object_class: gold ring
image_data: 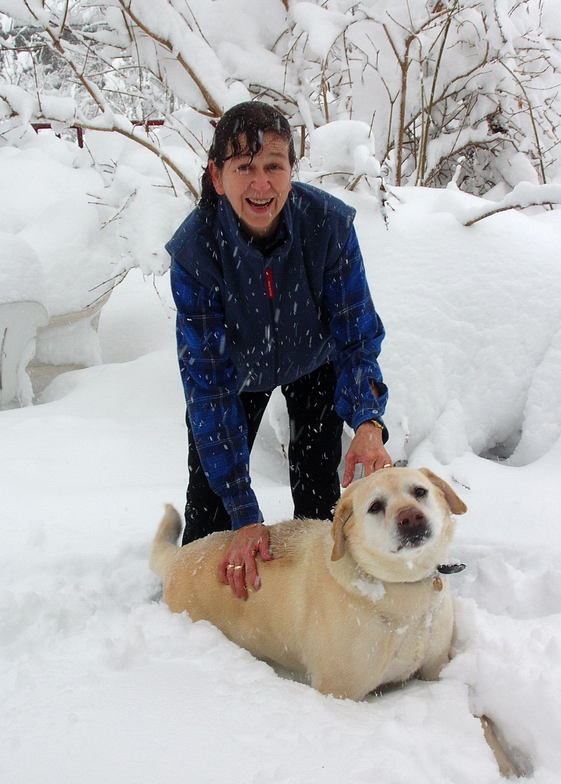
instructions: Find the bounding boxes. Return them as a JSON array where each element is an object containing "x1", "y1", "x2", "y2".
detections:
[
  {"x1": 383, "y1": 463, "x2": 392, "y2": 468},
  {"x1": 226, "y1": 563, "x2": 234, "y2": 569},
  {"x1": 233, "y1": 565, "x2": 244, "y2": 571}
]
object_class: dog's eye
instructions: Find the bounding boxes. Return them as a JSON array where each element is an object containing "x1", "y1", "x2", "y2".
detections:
[
  {"x1": 413, "y1": 486, "x2": 428, "y2": 500},
  {"x1": 368, "y1": 500, "x2": 385, "y2": 515}
]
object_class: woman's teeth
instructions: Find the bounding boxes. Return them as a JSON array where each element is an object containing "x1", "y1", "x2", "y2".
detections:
[{"x1": 247, "y1": 198, "x2": 273, "y2": 206}]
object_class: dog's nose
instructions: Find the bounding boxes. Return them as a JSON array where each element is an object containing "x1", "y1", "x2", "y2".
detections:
[
  {"x1": 397, "y1": 506, "x2": 426, "y2": 530},
  {"x1": 396, "y1": 507, "x2": 429, "y2": 546}
]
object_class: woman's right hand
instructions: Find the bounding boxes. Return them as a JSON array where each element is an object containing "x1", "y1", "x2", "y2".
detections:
[{"x1": 217, "y1": 523, "x2": 273, "y2": 600}]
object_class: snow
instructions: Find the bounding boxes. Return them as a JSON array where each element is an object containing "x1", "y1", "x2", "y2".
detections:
[
  {"x1": 332, "y1": 183, "x2": 561, "y2": 468},
  {"x1": 292, "y1": 2, "x2": 348, "y2": 60},
  {"x1": 0, "y1": 232, "x2": 44, "y2": 303},
  {"x1": 458, "y1": 182, "x2": 561, "y2": 226},
  {"x1": 0, "y1": 130, "x2": 186, "y2": 365},
  {"x1": 309, "y1": 120, "x2": 380, "y2": 177},
  {"x1": 1, "y1": 173, "x2": 561, "y2": 781},
  {"x1": 0, "y1": 82, "x2": 36, "y2": 122}
]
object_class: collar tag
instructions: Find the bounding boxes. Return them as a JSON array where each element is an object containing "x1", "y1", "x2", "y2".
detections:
[{"x1": 432, "y1": 575, "x2": 444, "y2": 592}]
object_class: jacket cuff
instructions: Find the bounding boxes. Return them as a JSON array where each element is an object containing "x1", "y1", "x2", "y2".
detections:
[
  {"x1": 353, "y1": 412, "x2": 389, "y2": 444},
  {"x1": 224, "y1": 489, "x2": 264, "y2": 530}
]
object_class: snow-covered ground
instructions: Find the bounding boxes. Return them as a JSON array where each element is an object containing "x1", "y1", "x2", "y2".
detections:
[{"x1": 2, "y1": 180, "x2": 561, "y2": 783}]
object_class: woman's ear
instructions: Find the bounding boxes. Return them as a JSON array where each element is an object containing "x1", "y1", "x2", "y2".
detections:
[{"x1": 209, "y1": 160, "x2": 225, "y2": 195}]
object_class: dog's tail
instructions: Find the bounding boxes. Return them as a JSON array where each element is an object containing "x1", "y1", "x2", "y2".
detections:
[{"x1": 150, "y1": 504, "x2": 182, "y2": 578}]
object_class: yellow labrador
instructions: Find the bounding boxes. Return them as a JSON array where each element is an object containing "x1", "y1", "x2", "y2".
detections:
[
  {"x1": 151, "y1": 467, "x2": 465, "y2": 699},
  {"x1": 151, "y1": 466, "x2": 517, "y2": 776}
]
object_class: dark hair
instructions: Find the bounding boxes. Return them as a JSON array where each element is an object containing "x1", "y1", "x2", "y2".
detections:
[{"x1": 200, "y1": 101, "x2": 296, "y2": 207}]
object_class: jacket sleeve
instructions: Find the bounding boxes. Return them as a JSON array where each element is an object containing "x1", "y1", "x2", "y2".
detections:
[
  {"x1": 323, "y1": 225, "x2": 389, "y2": 437},
  {"x1": 170, "y1": 260, "x2": 263, "y2": 529}
]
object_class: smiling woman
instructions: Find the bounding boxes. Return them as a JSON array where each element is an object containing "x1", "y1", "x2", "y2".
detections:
[
  {"x1": 166, "y1": 101, "x2": 391, "y2": 600},
  {"x1": 209, "y1": 134, "x2": 292, "y2": 239}
]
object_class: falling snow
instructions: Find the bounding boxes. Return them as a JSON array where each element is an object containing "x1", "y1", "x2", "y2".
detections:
[{"x1": 1, "y1": 132, "x2": 561, "y2": 784}]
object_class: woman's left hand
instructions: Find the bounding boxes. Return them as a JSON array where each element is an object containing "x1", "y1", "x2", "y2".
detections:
[{"x1": 342, "y1": 422, "x2": 392, "y2": 487}]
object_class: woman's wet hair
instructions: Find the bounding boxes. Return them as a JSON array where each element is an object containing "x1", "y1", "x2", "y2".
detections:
[{"x1": 200, "y1": 101, "x2": 296, "y2": 207}]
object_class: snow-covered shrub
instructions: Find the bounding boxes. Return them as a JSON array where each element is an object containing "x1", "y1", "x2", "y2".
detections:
[
  {"x1": 2, "y1": 0, "x2": 560, "y2": 195},
  {"x1": 0, "y1": 0, "x2": 560, "y2": 379},
  {"x1": 0, "y1": 128, "x2": 185, "y2": 365}
]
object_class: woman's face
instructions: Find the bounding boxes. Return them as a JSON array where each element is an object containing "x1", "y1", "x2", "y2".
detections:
[{"x1": 209, "y1": 132, "x2": 292, "y2": 239}]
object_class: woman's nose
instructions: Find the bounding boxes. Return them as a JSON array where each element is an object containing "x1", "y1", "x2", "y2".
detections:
[{"x1": 250, "y1": 170, "x2": 270, "y2": 191}]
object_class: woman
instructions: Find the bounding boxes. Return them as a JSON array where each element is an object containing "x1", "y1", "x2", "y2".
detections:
[{"x1": 166, "y1": 101, "x2": 391, "y2": 599}]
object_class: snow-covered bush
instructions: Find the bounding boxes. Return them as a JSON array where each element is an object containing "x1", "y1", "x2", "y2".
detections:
[
  {"x1": 2, "y1": 0, "x2": 560, "y2": 194},
  {"x1": 0, "y1": 127, "x2": 185, "y2": 365},
  {"x1": 0, "y1": 0, "x2": 560, "y2": 375}
]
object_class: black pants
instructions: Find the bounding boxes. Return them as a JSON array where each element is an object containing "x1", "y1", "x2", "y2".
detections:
[{"x1": 182, "y1": 363, "x2": 343, "y2": 545}]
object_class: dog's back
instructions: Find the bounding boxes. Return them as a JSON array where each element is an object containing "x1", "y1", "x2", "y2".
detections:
[{"x1": 151, "y1": 511, "x2": 331, "y2": 672}]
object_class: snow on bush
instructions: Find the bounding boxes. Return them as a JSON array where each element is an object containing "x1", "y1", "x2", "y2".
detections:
[
  {"x1": 2, "y1": 118, "x2": 560, "y2": 467},
  {"x1": 0, "y1": 128, "x2": 187, "y2": 365},
  {"x1": 4, "y1": 0, "x2": 561, "y2": 193},
  {"x1": 0, "y1": 232, "x2": 44, "y2": 304},
  {"x1": 340, "y1": 183, "x2": 561, "y2": 468},
  {"x1": 309, "y1": 120, "x2": 380, "y2": 178}
]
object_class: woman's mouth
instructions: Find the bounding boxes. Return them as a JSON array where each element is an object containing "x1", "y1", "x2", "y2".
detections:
[{"x1": 246, "y1": 197, "x2": 273, "y2": 210}]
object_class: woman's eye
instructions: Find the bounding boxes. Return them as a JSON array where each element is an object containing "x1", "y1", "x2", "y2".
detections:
[{"x1": 413, "y1": 486, "x2": 428, "y2": 499}]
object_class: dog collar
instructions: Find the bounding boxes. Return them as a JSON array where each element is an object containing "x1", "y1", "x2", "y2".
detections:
[{"x1": 351, "y1": 562, "x2": 466, "y2": 593}]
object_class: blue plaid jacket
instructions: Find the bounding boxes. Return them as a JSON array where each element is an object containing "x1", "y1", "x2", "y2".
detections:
[{"x1": 167, "y1": 183, "x2": 387, "y2": 529}]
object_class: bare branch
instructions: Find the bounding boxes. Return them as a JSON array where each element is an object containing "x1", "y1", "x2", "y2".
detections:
[{"x1": 464, "y1": 200, "x2": 559, "y2": 227}]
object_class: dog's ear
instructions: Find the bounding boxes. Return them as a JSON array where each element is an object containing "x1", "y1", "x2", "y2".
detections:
[
  {"x1": 331, "y1": 487, "x2": 355, "y2": 561},
  {"x1": 419, "y1": 468, "x2": 468, "y2": 515}
]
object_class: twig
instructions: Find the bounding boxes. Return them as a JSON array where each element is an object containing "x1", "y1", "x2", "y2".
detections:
[
  {"x1": 100, "y1": 190, "x2": 137, "y2": 230},
  {"x1": 464, "y1": 200, "x2": 559, "y2": 227},
  {"x1": 500, "y1": 59, "x2": 547, "y2": 184},
  {"x1": 89, "y1": 269, "x2": 129, "y2": 292}
]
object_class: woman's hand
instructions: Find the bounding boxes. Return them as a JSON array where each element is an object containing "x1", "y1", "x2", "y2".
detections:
[
  {"x1": 342, "y1": 422, "x2": 393, "y2": 487},
  {"x1": 217, "y1": 523, "x2": 273, "y2": 600}
]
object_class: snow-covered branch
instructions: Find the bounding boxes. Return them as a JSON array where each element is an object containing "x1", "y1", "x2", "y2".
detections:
[
  {"x1": 116, "y1": 0, "x2": 223, "y2": 119},
  {"x1": 2, "y1": 0, "x2": 561, "y2": 197},
  {"x1": 462, "y1": 182, "x2": 561, "y2": 226}
]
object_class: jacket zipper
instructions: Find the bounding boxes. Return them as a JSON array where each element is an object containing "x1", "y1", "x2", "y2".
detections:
[
  {"x1": 264, "y1": 266, "x2": 279, "y2": 384},
  {"x1": 265, "y1": 267, "x2": 275, "y2": 299}
]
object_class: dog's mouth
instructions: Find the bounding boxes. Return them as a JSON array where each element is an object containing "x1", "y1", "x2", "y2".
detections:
[
  {"x1": 396, "y1": 535, "x2": 429, "y2": 551},
  {"x1": 396, "y1": 526, "x2": 432, "y2": 551}
]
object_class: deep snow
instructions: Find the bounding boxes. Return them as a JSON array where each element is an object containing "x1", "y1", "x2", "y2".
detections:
[{"x1": 2, "y1": 181, "x2": 561, "y2": 782}]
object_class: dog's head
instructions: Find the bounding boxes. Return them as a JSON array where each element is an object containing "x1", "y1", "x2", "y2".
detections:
[{"x1": 331, "y1": 467, "x2": 467, "y2": 582}]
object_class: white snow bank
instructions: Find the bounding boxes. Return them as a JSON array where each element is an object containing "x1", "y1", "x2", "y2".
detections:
[
  {"x1": 0, "y1": 129, "x2": 187, "y2": 365},
  {"x1": 0, "y1": 143, "x2": 100, "y2": 235},
  {"x1": 20, "y1": 195, "x2": 115, "y2": 315},
  {"x1": 0, "y1": 232, "x2": 44, "y2": 304},
  {"x1": 1, "y1": 147, "x2": 561, "y2": 783},
  {"x1": 341, "y1": 184, "x2": 561, "y2": 467},
  {"x1": 1, "y1": 264, "x2": 561, "y2": 783}
]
